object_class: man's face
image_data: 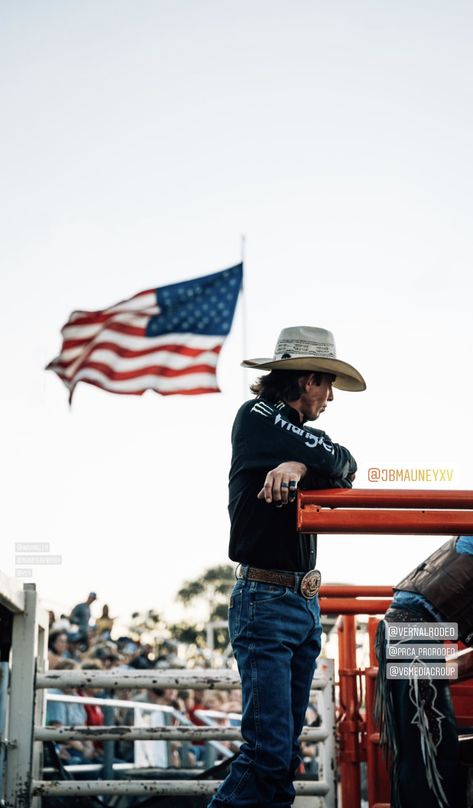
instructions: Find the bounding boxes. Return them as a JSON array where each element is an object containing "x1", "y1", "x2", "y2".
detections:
[{"x1": 297, "y1": 373, "x2": 334, "y2": 422}]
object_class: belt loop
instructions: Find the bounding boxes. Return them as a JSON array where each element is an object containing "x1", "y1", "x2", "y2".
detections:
[
  {"x1": 293, "y1": 573, "x2": 300, "y2": 593},
  {"x1": 240, "y1": 564, "x2": 249, "y2": 580}
]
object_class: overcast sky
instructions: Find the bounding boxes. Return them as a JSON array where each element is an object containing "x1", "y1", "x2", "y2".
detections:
[{"x1": 2, "y1": 1, "x2": 472, "y2": 629}]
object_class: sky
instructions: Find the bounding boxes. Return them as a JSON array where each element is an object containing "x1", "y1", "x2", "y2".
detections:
[{"x1": 2, "y1": 1, "x2": 472, "y2": 630}]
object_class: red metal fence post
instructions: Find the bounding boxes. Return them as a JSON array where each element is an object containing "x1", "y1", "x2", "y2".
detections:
[
  {"x1": 365, "y1": 668, "x2": 390, "y2": 806},
  {"x1": 338, "y1": 615, "x2": 362, "y2": 808}
]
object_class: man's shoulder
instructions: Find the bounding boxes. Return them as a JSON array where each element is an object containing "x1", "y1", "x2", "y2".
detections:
[
  {"x1": 303, "y1": 422, "x2": 326, "y2": 438},
  {"x1": 233, "y1": 397, "x2": 280, "y2": 426}
]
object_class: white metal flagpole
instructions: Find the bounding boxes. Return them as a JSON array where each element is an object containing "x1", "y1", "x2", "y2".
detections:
[{"x1": 240, "y1": 234, "x2": 249, "y2": 401}]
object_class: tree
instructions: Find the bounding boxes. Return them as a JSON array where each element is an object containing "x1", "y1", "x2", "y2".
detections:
[
  {"x1": 167, "y1": 564, "x2": 236, "y2": 655},
  {"x1": 176, "y1": 564, "x2": 235, "y2": 623}
]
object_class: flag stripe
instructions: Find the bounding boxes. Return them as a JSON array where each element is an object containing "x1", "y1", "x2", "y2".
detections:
[
  {"x1": 60, "y1": 331, "x2": 224, "y2": 355},
  {"x1": 69, "y1": 367, "x2": 220, "y2": 393},
  {"x1": 51, "y1": 347, "x2": 221, "y2": 381},
  {"x1": 52, "y1": 341, "x2": 222, "y2": 370},
  {"x1": 65, "y1": 360, "x2": 218, "y2": 382},
  {"x1": 62, "y1": 337, "x2": 95, "y2": 351},
  {"x1": 62, "y1": 318, "x2": 148, "y2": 341},
  {"x1": 68, "y1": 302, "x2": 160, "y2": 327},
  {"x1": 67, "y1": 290, "x2": 157, "y2": 324},
  {"x1": 72, "y1": 377, "x2": 220, "y2": 396}
]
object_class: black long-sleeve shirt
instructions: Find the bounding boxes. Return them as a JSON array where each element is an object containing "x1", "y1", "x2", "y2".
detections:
[{"x1": 228, "y1": 398, "x2": 357, "y2": 572}]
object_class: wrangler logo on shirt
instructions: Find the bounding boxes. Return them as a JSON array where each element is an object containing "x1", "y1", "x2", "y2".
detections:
[
  {"x1": 273, "y1": 413, "x2": 334, "y2": 453},
  {"x1": 251, "y1": 401, "x2": 335, "y2": 454}
]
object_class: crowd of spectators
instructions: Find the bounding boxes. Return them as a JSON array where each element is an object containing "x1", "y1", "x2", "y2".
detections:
[
  {"x1": 45, "y1": 594, "x2": 320, "y2": 776},
  {"x1": 45, "y1": 594, "x2": 244, "y2": 770}
]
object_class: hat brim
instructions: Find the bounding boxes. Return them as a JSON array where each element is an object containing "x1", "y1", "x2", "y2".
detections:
[{"x1": 241, "y1": 356, "x2": 366, "y2": 392}]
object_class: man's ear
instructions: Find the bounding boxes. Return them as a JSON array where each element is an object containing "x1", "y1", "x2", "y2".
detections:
[{"x1": 303, "y1": 373, "x2": 315, "y2": 390}]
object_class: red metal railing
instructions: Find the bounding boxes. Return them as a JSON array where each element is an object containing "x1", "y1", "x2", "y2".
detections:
[
  {"x1": 298, "y1": 488, "x2": 473, "y2": 534},
  {"x1": 301, "y1": 489, "x2": 473, "y2": 807},
  {"x1": 318, "y1": 586, "x2": 393, "y2": 616}
]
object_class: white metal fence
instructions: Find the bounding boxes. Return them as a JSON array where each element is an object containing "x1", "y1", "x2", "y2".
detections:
[{"x1": 0, "y1": 575, "x2": 48, "y2": 808}]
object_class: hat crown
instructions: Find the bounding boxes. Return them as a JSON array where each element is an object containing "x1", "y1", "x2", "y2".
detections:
[{"x1": 274, "y1": 326, "x2": 337, "y2": 361}]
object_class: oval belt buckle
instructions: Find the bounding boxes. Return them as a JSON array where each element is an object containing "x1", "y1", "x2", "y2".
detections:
[{"x1": 300, "y1": 569, "x2": 321, "y2": 599}]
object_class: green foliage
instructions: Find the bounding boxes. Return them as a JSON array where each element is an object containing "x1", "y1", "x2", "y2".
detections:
[
  {"x1": 176, "y1": 564, "x2": 236, "y2": 651},
  {"x1": 177, "y1": 565, "x2": 234, "y2": 606},
  {"x1": 212, "y1": 602, "x2": 230, "y2": 621},
  {"x1": 125, "y1": 566, "x2": 236, "y2": 660},
  {"x1": 166, "y1": 621, "x2": 206, "y2": 647},
  {"x1": 176, "y1": 580, "x2": 205, "y2": 604},
  {"x1": 129, "y1": 608, "x2": 162, "y2": 634}
]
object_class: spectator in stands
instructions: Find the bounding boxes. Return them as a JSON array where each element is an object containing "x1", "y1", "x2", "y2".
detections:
[
  {"x1": 129, "y1": 642, "x2": 154, "y2": 669},
  {"x1": 69, "y1": 592, "x2": 97, "y2": 650},
  {"x1": 199, "y1": 691, "x2": 232, "y2": 752},
  {"x1": 156, "y1": 639, "x2": 183, "y2": 668},
  {"x1": 223, "y1": 689, "x2": 242, "y2": 717},
  {"x1": 114, "y1": 687, "x2": 136, "y2": 763},
  {"x1": 112, "y1": 638, "x2": 138, "y2": 669},
  {"x1": 176, "y1": 689, "x2": 195, "y2": 718},
  {"x1": 163, "y1": 688, "x2": 180, "y2": 709},
  {"x1": 95, "y1": 604, "x2": 115, "y2": 639},
  {"x1": 48, "y1": 630, "x2": 70, "y2": 669},
  {"x1": 136, "y1": 687, "x2": 180, "y2": 712},
  {"x1": 65, "y1": 634, "x2": 84, "y2": 662},
  {"x1": 76, "y1": 662, "x2": 105, "y2": 755},
  {"x1": 188, "y1": 690, "x2": 206, "y2": 724},
  {"x1": 134, "y1": 688, "x2": 182, "y2": 768},
  {"x1": 90, "y1": 641, "x2": 121, "y2": 669},
  {"x1": 200, "y1": 690, "x2": 227, "y2": 718},
  {"x1": 116, "y1": 636, "x2": 138, "y2": 652},
  {"x1": 45, "y1": 659, "x2": 98, "y2": 764}
]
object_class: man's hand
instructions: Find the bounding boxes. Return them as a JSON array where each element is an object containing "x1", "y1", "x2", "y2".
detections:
[{"x1": 257, "y1": 462, "x2": 307, "y2": 507}]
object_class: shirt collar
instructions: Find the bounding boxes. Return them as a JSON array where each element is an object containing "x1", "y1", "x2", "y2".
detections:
[{"x1": 274, "y1": 400, "x2": 303, "y2": 426}]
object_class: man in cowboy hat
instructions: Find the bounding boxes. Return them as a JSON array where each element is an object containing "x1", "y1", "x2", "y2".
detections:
[{"x1": 209, "y1": 326, "x2": 366, "y2": 808}]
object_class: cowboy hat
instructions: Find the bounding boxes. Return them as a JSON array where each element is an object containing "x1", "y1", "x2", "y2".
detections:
[{"x1": 241, "y1": 326, "x2": 366, "y2": 392}]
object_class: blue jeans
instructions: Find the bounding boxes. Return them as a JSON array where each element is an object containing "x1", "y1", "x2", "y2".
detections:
[{"x1": 208, "y1": 574, "x2": 322, "y2": 807}]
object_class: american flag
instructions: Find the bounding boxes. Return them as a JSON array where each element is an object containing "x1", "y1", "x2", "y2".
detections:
[{"x1": 47, "y1": 264, "x2": 243, "y2": 400}]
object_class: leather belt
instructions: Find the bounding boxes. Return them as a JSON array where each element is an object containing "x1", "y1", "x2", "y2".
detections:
[{"x1": 238, "y1": 566, "x2": 321, "y2": 599}]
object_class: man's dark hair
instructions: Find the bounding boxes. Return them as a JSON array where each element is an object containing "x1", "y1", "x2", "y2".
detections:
[
  {"x1": 48, "y1": 630, "x2": 67, "y2": 651},
  {"x1": 250, "y1": 369, "x2": 334, "y2": 403}
]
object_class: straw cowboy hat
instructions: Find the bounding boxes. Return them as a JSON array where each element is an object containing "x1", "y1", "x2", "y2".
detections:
[{"x1": 241, "y1": 326, "x2": 366, "y2": 392}]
